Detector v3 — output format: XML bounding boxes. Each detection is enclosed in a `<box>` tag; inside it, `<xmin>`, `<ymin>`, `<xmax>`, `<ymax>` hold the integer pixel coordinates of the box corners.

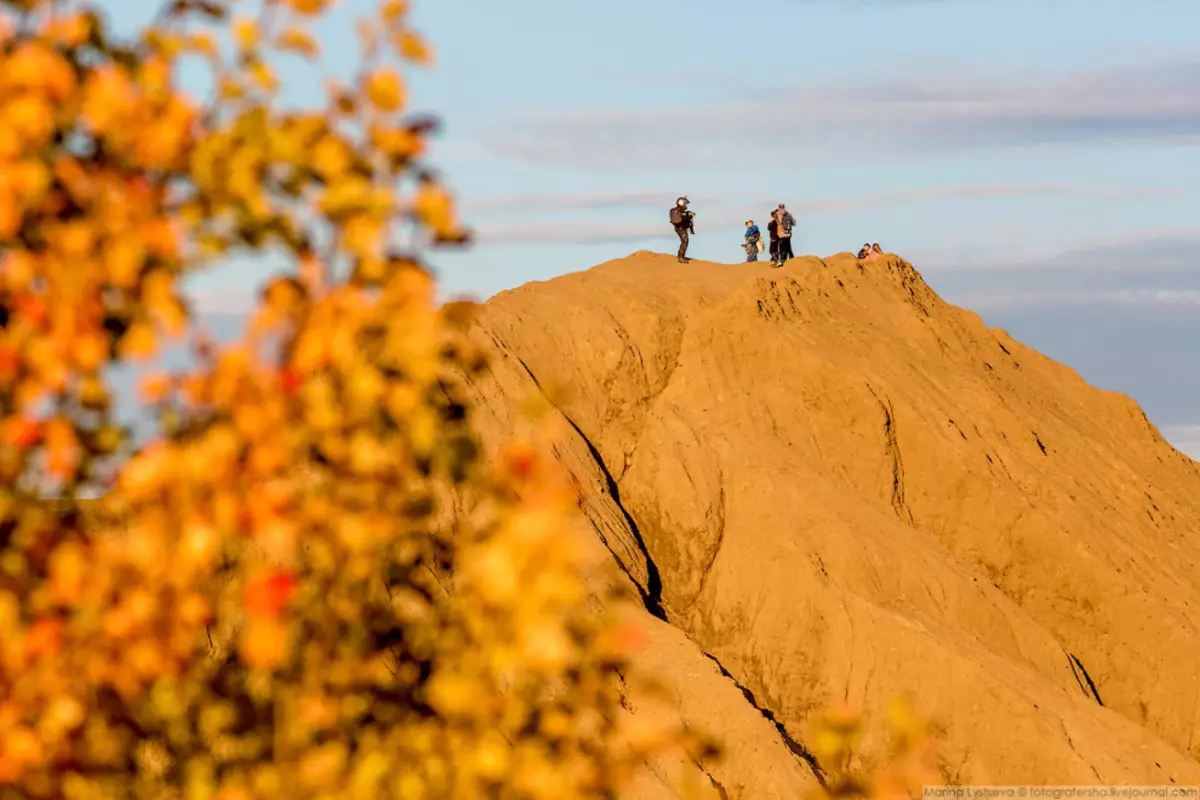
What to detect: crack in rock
<box><xmin>700</xmin><ymin>650</ymin><xmax>828</xmax><ymax>787</ymax></box>
<box><xmin>507</xmin><ymin>349</ymin><xmax>667</xmax><ymax>621</ymax></box>
<box><xmin>1067</xmin><ymin>652</ymin><xmax>1104</xmax><ymax>707</ymax></box>
<box><xmin>867</xmin><ymin>384</ymin><xmax>914</xmax><ymax>524</ymax></box>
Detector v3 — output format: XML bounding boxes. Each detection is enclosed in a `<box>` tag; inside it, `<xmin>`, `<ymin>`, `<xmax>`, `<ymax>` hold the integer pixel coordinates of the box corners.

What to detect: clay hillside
<box><xmin>456</xmin><ymin>250</ymin><xmax>1200</xmax><ymax>797</ymax></box>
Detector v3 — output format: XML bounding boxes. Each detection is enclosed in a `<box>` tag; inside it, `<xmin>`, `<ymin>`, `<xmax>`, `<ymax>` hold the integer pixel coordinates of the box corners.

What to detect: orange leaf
<box><xmin>1</xmin><ymin>416</ymin><xmax>41</xmax><ymax>449</ymax></box>
<box><xmin>72</xmin><ymin>332</ymin><xmax>107</xmax><ymax>372</ymax></box>
<box><xmin>14</xmin><ymin>295</ymin><xmax>47</xmax><ymax>329</ymax></box>
<box><xmin>43</xmin><ymin>417</ymin><xmax>80</xmax><ymax>481</ymax></box>
<box><xmin>280</xmin><ymin>367</ymin><xmax>302</xmax><ymax>396</ymax></box>
<box><xmin>25</xmin><ymin>617</ymin><xmax>63</xmax><ymax>659</ymax></box>
<box><xmin>284</xmin><ymin>0</ymin><xmax>330</xmax><ymax>15</ymax></box>
<box><xmin>239</xmin><ymin>616</ymin><xmax>293</xmax><ymax>669</ymax></box>
<box><xmin>48</xmin><ymin>542</ymin><xmax>87</xmax><ymax>606</ymax></box>
<box><xmin>139</xmin><ymin>373</ymin><xmax>173</xmax><ymax>403</ymax></box>
<box><xmin>243</xmin><ymin>570</ymin><xmax>298</xmax><ymax>619</ymax></box>
<box><xmin>120</xmin><ymin>322</ymin><xmax>158</xmax><ymax>361</ymax></box>
<box><xmin>0</xmin><ymin>342</ymin><xmax>19</xmax><ymax>383</ymax></box>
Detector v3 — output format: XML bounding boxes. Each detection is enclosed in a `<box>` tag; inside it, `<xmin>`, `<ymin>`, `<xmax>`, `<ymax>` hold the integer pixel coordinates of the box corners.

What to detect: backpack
<box><xmin>780</xmin><ymin>212</ymin><xmax>794</xmax><ymax>234</ymax></box>
<box><xmin>669</xmin><ymin>206</ymin><xmax>684</xmax><ymax>226</ymax></box>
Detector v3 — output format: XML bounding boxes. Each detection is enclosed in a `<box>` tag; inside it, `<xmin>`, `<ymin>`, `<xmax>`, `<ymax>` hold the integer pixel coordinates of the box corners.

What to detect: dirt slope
<box><xmin>459</xmin><ymin>250</ymin><xmax>1200</xmax><ymax>795</ymax></box>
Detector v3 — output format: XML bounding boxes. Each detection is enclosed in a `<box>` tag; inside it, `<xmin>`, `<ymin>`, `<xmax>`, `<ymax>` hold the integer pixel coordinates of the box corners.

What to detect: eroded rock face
<box><xmin>459</xmin><ymin>251</ymin><xmax>1200</xmax><ymax>796</ymax></box>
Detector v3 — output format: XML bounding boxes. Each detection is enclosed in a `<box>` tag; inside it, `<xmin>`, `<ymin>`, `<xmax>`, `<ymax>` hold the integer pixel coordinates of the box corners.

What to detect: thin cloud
<box><xmin>465</xmin><ymin>189</ymin><xmax>736</xmax><ymax>215</ymax></box>
<box><xmin>479</xmin><ymin>59</ymin><xmax>1200</xmax><ymax>171</ymax></box>
<box><xmin>470</xmin><ymin>182</ymin><xmax>1176</xmax><ymax>217</ymax></box>
<box><xmin>476</xmin><ymin>219</ymin><xmax>669</xmax><ymax>246</ymax></box>
<box><xmin>913</xmin><ymin>229</ymin><xmax>1200</xmax><ymax>274</ymax></box>
<box><xmin>472</xmin><ymin>185</ymin><xmax>1186</xmax><ymax>245</ymax></box>
<box><xmin>949</xmin><ymin>288</ymin><xmax>1200</xmax><ymax>310</ymax></box>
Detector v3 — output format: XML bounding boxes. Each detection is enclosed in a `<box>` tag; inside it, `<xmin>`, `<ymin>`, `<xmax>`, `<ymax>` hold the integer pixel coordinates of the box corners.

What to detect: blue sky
<box><xmin>102</xmin><ymin>0</ymin><xmax>1200</xmax><ymax>456</ymax></box>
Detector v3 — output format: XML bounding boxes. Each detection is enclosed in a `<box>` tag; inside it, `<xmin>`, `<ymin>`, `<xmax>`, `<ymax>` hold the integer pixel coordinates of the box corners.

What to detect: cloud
<box><xmin>466</xmin><ymin>189</ymin><xmax>707</xmax><ymax>215</ymax></box>
<box><xmin>947</xmin><ymin>287</ymin><xmax>1200</xmax><ymax>311</ymax></box>
<box><xmin>476</xmin><ymin>219</ymin><xmax>669</xmax><ymax>246</ymax></box>
<box><xmin>912</xmin><ymin>229</ymin><xmax>1200</xmax><ymax>274</ymax></box>
<box><xmin>471</xmin><ymin>185</ymin><xmax>1187</xmax><ymax>245</ymax></box>
<box><xmin>469</xmin><ymin>182</ymin><xmax>1176</xmax><ymax>218</ymax></box>
<box><xmin>479</xmin><ymin>59</ymin><xmax>1200</xmax><ymax>171</ymax></box>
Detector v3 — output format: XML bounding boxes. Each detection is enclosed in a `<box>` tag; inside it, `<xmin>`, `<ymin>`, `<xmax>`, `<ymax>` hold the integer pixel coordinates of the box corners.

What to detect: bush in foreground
<box><xmin>0</xmin><ymin>0</ymin><xmax>707</xmax><ymax>796</ymax></box>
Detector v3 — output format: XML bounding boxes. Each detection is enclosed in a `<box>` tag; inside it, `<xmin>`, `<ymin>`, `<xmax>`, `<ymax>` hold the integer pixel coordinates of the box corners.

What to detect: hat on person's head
<box><xmin>677</xmin><ymin>196</ymin><xmax>689</xmax><ymax>206</ymax></box>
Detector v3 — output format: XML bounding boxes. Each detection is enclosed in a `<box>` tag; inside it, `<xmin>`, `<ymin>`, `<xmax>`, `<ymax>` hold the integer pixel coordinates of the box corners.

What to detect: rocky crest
<box><xmin>458</xmin><ymin>250</ymin><xmax>1200</xmax><ymax>797</ymax></box>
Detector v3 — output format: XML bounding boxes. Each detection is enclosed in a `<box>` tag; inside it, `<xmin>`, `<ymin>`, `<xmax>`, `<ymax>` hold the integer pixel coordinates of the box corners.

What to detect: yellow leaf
<box><xmin>364</xmin><ymin>68</ymin><xmax>405</xmax><ymax>112</ymax></box>
<box><xmin>277</xmin><ymin>26</ymin><xmax>319</xmax><ymax>58</ymax></box>
<box><xmin>382</xmin><ymin>0</ymin><xmax>409</xmax><ymax>23</ymax></box>
<box><xmin>311</xmin><ymin>135</ymin><xmax>350</xmax><ymax>179</ymax></box>
<box><xmin>218</xmin><ymin>76</ymin><xmax>246</xmax><ymax>101</ymax></box>
<box><xmin>233</xmin><ymin>17</ymin><xmax>259</xmax><ymax>51</ymax></box>
<box><xmin>396</xmin><ymin>30</ymin><xmax>432</xmax><ymax>65</ymax></box>
<box><xmin>187</xmin><ymin>32</ymin><xmax>219</xmax><ymax>58</ymax></box>
<box><xmin>248</xmin><ymin>59</ymin><xmax>278</xmax><ymax>93</ymax></box>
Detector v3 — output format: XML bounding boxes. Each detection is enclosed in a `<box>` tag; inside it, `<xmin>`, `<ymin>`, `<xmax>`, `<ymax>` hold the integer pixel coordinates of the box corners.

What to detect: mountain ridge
<box><xmin>459</xmin><ymin>250</ymin><xmax>1200</xmax><ymax>796</ymax></box>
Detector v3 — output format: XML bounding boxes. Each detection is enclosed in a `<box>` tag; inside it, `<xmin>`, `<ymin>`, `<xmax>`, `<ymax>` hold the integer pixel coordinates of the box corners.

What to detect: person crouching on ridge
<box><xmin>670</xmin><ymin>196</ymin><xmax>695</xmax><ymax>263</ymax></box>
<box><xmin>743</xmin><ymin>219</ymin><xmax>761</xmax><ymax>262</ymax></box>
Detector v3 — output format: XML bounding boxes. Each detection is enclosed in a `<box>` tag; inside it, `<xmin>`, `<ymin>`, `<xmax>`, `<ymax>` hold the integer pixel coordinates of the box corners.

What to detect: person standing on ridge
<box><xmin>743</xmin><ymin>219</ymin><xmax>761</xmax><ymax>262</ymax></box>
<box><xmin>669</xmin><ymin>197</ymin><xmax>695</xmax><ymax>263</ymax></box>
<box><xmin>776</xmin><ymin>203</ymin><xmax>796</xmax><ymax>263</ymax></box>
<box><xmin>767</xmin><ymin>210</ymin><xmax>781</xmax><ymax>266</ymax></box>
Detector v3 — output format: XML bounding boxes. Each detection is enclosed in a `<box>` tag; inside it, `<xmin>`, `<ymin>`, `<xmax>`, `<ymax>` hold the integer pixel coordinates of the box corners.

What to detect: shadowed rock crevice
<box><xmin>508</xmin><ymin>351</ymin><xmax>668</xmax><ymax>621</ymax></box>
<box><xmin>700</xmin><ymin>651</ymin><xmax>828</xmax><ymax>787</ymax></box>
<box><xmin>867</xmin><ymin>384</ymin><xmax>913</xmax><ymax>524</ymax></box>
<box><xmin>1068</xmin><ymin>652</ymin><xmax>1105</xmax><ymax>707</ymax></box>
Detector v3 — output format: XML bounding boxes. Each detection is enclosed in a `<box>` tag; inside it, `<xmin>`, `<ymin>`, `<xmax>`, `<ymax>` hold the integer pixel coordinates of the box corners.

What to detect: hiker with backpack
<box><xmin>669</xmin><ymin>197</ymin><xmax>695</xmax><ymax>263</ymax></box>
<box><xmin>743</xmin><ymin>219</ymin><xmax>762</xmax><ymax>262</ymax></box>
<box><xmin>776</xmin><ymin>203</ymin><xmax>796</xmax><ymax>263</ymax></box>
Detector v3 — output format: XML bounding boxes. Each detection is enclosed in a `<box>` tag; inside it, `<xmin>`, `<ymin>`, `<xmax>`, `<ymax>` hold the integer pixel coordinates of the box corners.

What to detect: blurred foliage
<box><xmin>808</xmin><ymin>695</ymin><xmax>938</xmax><ymax>800</ymax></box>
<box><xmin>0</xmin><ymin>0</ymin><xmax>714</xmax><ymax>796</ymax></box>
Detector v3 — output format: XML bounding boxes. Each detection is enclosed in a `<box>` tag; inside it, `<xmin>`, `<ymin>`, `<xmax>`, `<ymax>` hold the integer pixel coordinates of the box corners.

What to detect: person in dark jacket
<box><xmin>767</xmin><ymin>211</ymin><xmax>780</xmax><ymax>266</ymax></box>
<box><xmin>743</xmin><ymin>220</ymin><xmax>761</xmax><ymax>262</ymax></box>
<box><xmin>776</xmin><ymin>203</ymin><xmax>796</xmax><ymax>263</ymax></box>
<box><xmin>669</xmin><ymin>197</ymin><xmax>695</xmax><ymax>263</ymax></box>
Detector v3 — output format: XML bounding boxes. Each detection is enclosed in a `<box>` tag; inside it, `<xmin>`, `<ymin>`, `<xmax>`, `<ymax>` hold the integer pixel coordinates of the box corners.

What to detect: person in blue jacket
<box><xmin>743</xmin><ymin>220</ymin><xmax>761</xmax><ymax>262</ymax></box>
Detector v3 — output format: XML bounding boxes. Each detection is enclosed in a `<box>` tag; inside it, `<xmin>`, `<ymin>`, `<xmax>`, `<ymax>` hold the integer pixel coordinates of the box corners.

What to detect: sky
<box><xmin>102</xmin><ymin>0</ymin><xmax>1200</xmax><ymax>458</ymax></box>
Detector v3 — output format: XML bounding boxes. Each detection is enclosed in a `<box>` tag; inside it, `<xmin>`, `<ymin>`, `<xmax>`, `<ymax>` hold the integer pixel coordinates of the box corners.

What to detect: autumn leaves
<box><xmin>0</xmin><ymin>0</ymin><xmax>703</xmax><ymax>795</ymax></box>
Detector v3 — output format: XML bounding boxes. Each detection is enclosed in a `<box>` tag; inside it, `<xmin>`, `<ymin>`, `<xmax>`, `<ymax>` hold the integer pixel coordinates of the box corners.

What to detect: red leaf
<box><xmin>243</xmin><ymin>571</ymin><xmax>298</xmax><ymax>619</ymax></box>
